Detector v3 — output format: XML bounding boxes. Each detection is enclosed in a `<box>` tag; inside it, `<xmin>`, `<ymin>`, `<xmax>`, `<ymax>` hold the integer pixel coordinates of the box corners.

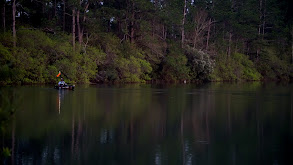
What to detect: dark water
<box><xmin>1</xmin><ymin>83</ymin><xmax>293</xmax><ymax>165</ymax></box>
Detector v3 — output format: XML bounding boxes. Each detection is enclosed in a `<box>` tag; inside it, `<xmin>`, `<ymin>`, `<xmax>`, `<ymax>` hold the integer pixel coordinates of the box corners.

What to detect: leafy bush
<box><xmin>44</xmin><ymin>65</ymin><xmax>59</xmax><ymax>83</ymax></box>
<box><xmin>185</xmin><ymin>47</ymin><xmax>215</xmax><ymax>81</ymax></box>
<box><xmin>212</xmin><ymin>53</ymin><xmax>261</xmax><ymax>81</ymax></box>
<box><xmin>256</xmin><ymin>47</ymin><xmax>291</xmax><ymax>81</ymax></box>
<box><xmin>0</xmin><ymin>32</ymin><xmax>13</xmax><ymax>48</ymax></box>
<box><xmin>17</xmin><ymin>29</ymin><xmax>55</xmax><ymax>52</ymax></box>
<box><xmin>211</xmin><ymin>55</ymin><xmax>238</xmax><ymax>81</ymax></box>
<box><xmin>75</xmin><ymin>46</ymin><xmax>106</xmax><ymax>83</ymax></box>
<box><xmin>93</xmin><ymin>33</ymin><xmax>153</xmax><ymax>83</ymax></box>
<box><xmin>0</xmin><ymin>43</ymin><xmax>13</xmax><ymax>84</ymax></box>
<box><xmin>55</xmin><ymin>58</ymin><xmax>77</xmax><ymax>83</ymax></box>
<box><xmin>1</xmin><ymin>27</ymin><xmax>290</xmax><ymax>84</ymax></box>
<box><xmin>161</xmin><ymin>44</ymin><xmax>189</xmax><ymax>82</ymax></box>
<box><xmin>232</xmin><ymin>53</ymin><xmax>261</xmax><ymax>80</ymax></box>
<box><xmin>115</xmin><ymin>55</ymin><xmax>152</xmax><ymax>83</ymax></box>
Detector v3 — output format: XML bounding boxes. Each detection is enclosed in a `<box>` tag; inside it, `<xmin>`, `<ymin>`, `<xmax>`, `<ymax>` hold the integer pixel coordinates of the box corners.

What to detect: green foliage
<box><xmin>0</xmin><ymin>43</ymin><xmax>13</xmax><ymax>84</ymax></box>
<box><xmin>212</xmin><ymin>53</ymin><xmax>261</xmax><ymax>81</ymax></box>
<box><xmin>92</xmin><ymin>33</ymin><xmax>153</xmax><ymax>83</ymax></box>
<box><xmin>233</xmin><ymin>53</ymin><xmax>262</xmax><ymax>80</ymax></box>
<box><xmin>139</xmin><ymin>58</ymin><xmax>152</xmax><ymax>81</ymax></box>
<box><xmin>75</xmin><ymin>46</ymin><xmax>106</xmax><ymax>83</ymax></box>
<box><xmin>76</xmin><ymin>53</ymin><xmax>94</xmax><ymax>83</ymax></box>
<box><xmin>211</xmin><ymin>55</ymin><xmax>238</xmax><ymax>81</ymax></box>
<box><xmin>44</xmin><ymin>65</ymin><xmax>59</xmax><ymax>83</ymax></box>
<box><xmin>186</xmin><ymin>47</ymin><xmax>215</xmax><ymax>81</ymax></box>
<box><xmin>0</xmin><ymin>29</ymin><xmax>108</xmax><ymax>84</ymax></box>
<box><xmin>17</xmin><ymin>29</ymin><xmax>55</xmax><ymax>53</ymax></box>
<box><xmin>256</xmin><ymin>48</ymin><xmax>292</xmax><ymax>81</ymax></box>
<box><xmin>0</xmin><ymin>0</ymin><xmax>292</xmax><ymax>84</ymax></box>
<box><xmin>0</xmin><ymin>26</ymin><xmax>288</xmax><ymax>84</ymax></box>
<box><xmin>0</xmin><ymin>89</ymin><xmax>18</xmax><ymax>159</ymax></box>
<box><xmin>0</xmin><ymin>32</ymin><xmax>14</xmax><ymax>48</ymax></box>
<box><xmin>2</xmin><ymin>147</ymin><xmax>11</xmax><ymax>157</ymax></box>
<box><xmin>55</xmin><ymin>58</ymin><xmax>77</xmax><ymax>82</ymax></box>
<box><xmin>0</xmin><ymin>65</ymin><xmax>11</xmax><ymax>84</ymax></box>
<box><xmin>115</xmin><ymin>55</ymin><xmax>152</xmax><ymax>83</ymax></box>
<box><xmin>0</xmin><ymin>43</ymin><xmax>12</xmax><ymax>61</ymax></box>
<box><xmin>136</xmin><ymin>34</ymin><xmax>167</xmax><ymax>65</ymax></box>
<box><xmin>162</xmin><ymin>44</ymin><xmax>189</xmax><ymax>82</ymax></box>
<box><xmin>12</xmin><ymin>47</ymin><xmax>46</xmax><ymax>83</ymax></box>
<box><xmin>98</xmin><ymin>33</ymin><xmax>121</xmax><ymax>57</ymax></box>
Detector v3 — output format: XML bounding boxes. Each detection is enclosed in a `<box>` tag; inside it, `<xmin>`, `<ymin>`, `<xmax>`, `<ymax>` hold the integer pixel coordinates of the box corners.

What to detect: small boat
<box><xmin>54</xmin><ymin>85</ymin><xmax>75</xmax><ymax>90</ymax></box>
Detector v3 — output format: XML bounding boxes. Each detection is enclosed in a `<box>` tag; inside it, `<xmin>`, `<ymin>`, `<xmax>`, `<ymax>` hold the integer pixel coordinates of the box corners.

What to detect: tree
<box><xmin>72</xmin><ymin>7</ymin><xmax>75</xmax><ymax>51</ymax></box>
<box><xmin>12</xmin><ymin>0</ymin><xmax>16</xmax><ymax>48</ymax></box>
<box><xmin>291</xmin><ymin>28</ymin><xmax>293</xmax><ymax>63</ymax></box>
<box><xmin>181</xmin><ymin>0</ymin><xmax>187</xmax><ymax>48</ymax></box>
<box><xmin>1</xmin><ymin>0</ymin><xmax>6</xmax><ymax>32</ymax></box>
<box><xmin>190</xmin><ymin>8</ymin><xmax>212</xmax><ymax>49</ymax></box>
<box><xmin>76</xmin><ymin>0</ymin><xmax>89</xmax><ymax>46</ymax></box>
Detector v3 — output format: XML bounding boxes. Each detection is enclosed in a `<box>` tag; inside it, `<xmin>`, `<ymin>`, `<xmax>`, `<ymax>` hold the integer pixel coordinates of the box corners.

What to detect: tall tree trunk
<box><xmin>228</xmin><ymin>32</ymin><xmax>232</xmax><ymax>57</ymax></box>
<box><xmin>54</xmin><ymin>0</ymin><xmax>56</xmax><ymax>18</ymax></box>
<box><xmin>193</xmin><ymin>32</ymin><xmax>198</xmax><ymax>49</ymax></box>
<box><xmin>258</xmin><ymin>0</ymin><xmax>263</xmax><ymax>35</ymax></box>
<box><xmin>81</xmin><ymin>3</ymin><xmax>89</xmax><ymax>46</ymax></box>
<box><xmin>42</xmin><ymin>1</ymin><xmax>45</xmax><ymax>15</ymax></box>
<box><xmin>63</xmin><ymin>0</ymin><xmax>66</xmax><ymax>32</ymax></box>
<box><xmin>257</xmin><ymin>0</ymin><xmax>263</xmax><ymax>60</ymax></box>
<box><xmin>12</xmin><ymin>0</ymin><xmax>16</xmax><ymax>48</ymax></box>
<box><xmin>256</xmin><ymin>47</ymin><xmax>260</xmax><ymax>60</ymax></box>
<box><xmin>257</xmin><ymin>0</ymin><xmax>266</xmax><ymax>59</ymax></box>
<box><xmin>72</xmin><ymin>9</ymin><xmax>76</xmax><ymax>52</ymax></box>
<box><xmin>291</xmin><ymin>27</ymin><xmax>293</xmax><ymax>64</ymax></box>
<box><xmin>77</xmin><ymin>10</ymin><xmax>81</xmax><ymax>45</ymax></box>
<box><xmin>163</xmin><ymin>25</ymin><xmax>166</xmax><ymax>40</ymax></box>
<box><xmin>2</xmin><ymin>1</ymin><xmax>5</xmax><ymax>32</ymax></box>
<box><xmin>130</xmin><ymin>2</ymin><xmax>135</xmax><ymax>44</ymax></box>
<box><xmin>77</xmin><ymin>2</ymin><xmax>89</xmax><ymax>47</ymax></box>
<box><xmin>262</xmin><ymin>0</ymin><xmax>266</xmax><ymax>37</ymax></box>
<box><xmin>130</xmin><ymin>15</ymin><xmax>135</xmax><ymax>43</ymax></box>
<box><xmin>206</xmin><ymin>18</ymin><xmax>212</xmax><ymax>50</ymax></box>
<box><xmin>181</xmin><ymin>0</ymin><xmax>187</xmax><ymax>48</ymax></box>
<box><xmin>77</xmin><ymin>0</ymin><xmax>82</xmax><ymax>45</ymax></box>
<box><xmin>152</xmin><ymin>19</ymin><xmax>155</xmax><ymax>38</ymax></box>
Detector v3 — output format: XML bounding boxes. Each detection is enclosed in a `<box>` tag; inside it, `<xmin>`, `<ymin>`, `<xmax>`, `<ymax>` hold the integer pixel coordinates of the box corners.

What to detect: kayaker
<box><xmin>58</xmin><ymin>78</ymin><xmax>67</xmax><ymax>87</ymax></box>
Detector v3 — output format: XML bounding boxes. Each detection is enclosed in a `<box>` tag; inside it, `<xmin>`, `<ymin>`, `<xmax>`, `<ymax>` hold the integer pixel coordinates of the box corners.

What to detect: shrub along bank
<box><xmin>0</xmin><ymin>29</ymin><xmax>292</xmax><ymax>85</ymax></box>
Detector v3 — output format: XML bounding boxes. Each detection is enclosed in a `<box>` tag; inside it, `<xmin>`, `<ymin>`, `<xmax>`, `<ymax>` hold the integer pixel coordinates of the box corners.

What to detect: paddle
<box><xmin>55</xmin><ymin>71</ymin><xmax>75</xmax><ymax>90</ymax></box>
<box><xmin>56</xmin><ymin>71</ymin><xmax>67</xmax><ymax>86</ymax></box>
<box><xmin>56</xmin><ymin>71</ymin><xmax>61</xmax><ymax>77</ymax></box>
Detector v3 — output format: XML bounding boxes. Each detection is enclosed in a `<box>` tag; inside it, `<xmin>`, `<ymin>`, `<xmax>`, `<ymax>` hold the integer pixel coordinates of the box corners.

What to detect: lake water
<box><xmin>0</xmin><ymin>83</ymin><xmax>293</xmax><ymax>165</ymax></box>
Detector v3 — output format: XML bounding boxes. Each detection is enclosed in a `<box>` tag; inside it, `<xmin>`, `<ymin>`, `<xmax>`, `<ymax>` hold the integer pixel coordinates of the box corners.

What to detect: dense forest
<box><xmin>0</xmin><ymin>0</ymin><xmax>292</xmax><ymax>84</ymax></box>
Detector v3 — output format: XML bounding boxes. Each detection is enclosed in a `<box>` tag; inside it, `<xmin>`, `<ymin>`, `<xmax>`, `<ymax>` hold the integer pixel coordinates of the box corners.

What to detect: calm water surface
<box><xmin>1</xmin><ymin>83</ymin><xmax>293</xmax><ymax>165</ymax></box>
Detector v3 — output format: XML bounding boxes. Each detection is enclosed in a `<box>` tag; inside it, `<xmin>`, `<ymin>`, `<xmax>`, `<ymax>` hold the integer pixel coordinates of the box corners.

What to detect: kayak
<box><xmin>54</xmin><ymin>85</ymin><xmax>75</xmax><ymax>90</ymax></box>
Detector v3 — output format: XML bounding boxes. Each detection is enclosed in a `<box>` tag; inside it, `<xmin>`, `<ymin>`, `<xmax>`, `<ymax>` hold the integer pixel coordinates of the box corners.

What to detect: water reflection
<box><xmin>57</xmin><ymin>90</ymin><xmax>68</xmax><ymax>114</ymax></box>
<box><xmin>0</xmin><ymin>83</ymin><xmax>293</xmax><ymax>164</ymax></box>
<box><xmin>0</xmin><ymin>87</ymin><xmax>21</xmax><ymax>164</ymax></box>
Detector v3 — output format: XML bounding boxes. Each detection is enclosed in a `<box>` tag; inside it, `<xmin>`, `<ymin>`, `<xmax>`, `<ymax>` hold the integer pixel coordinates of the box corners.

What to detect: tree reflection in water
<box><xmin>0</xmin><ymin>87</ymin><xmax>21</xmax><ymax>164</ymax></box>
<box><xmin>0</xmin><ymin>83</ymin><xmax>293</xmax><ymax>165</ymax></box>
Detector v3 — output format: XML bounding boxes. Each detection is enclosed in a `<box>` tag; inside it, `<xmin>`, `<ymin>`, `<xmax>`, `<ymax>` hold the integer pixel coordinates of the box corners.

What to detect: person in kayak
<box><xmin>58</xmin><ymin>78</ymin><xmax>67</xmax><ymax>87</ymax></box>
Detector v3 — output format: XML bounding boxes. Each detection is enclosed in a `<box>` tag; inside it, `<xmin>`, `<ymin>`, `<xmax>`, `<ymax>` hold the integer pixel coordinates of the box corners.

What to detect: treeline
<box><xmin>0</xmin><ymin>0</ymin><xmax>292</xmax><ymax>84</ymax></box>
